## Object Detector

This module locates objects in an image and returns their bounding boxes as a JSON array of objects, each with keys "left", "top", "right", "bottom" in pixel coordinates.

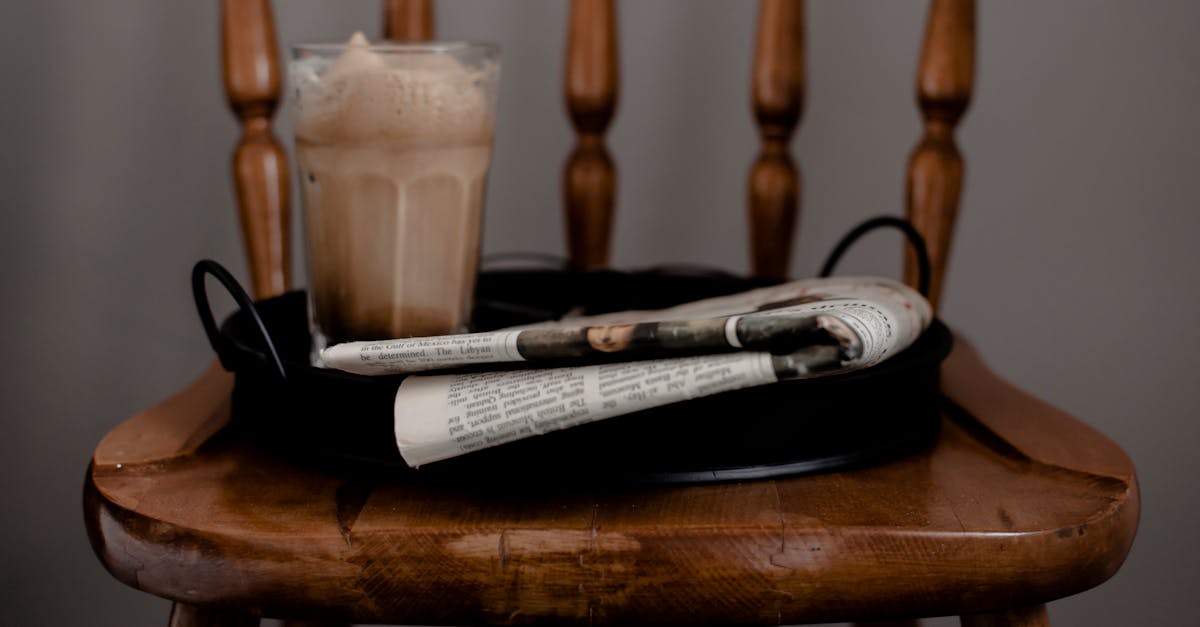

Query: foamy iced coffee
[{"left": 290, "top": 34, "right": 500, "bottom": 350}]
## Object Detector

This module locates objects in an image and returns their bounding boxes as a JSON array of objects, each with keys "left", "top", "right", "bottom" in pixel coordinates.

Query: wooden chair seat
[
  {"left": 84, "top": 337, "right": 1138, "bottom": 625},
  {"left": 88, "top": 1, "right": 1138, "bottom": 624}
]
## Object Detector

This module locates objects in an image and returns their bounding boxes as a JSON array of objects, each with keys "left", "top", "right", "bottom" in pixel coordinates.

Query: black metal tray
[{"left": 194, "top": 217, "right": 952, "bottom": 485}]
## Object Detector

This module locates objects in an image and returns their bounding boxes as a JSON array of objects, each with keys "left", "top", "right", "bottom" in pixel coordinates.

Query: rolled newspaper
[{"left": 322, "top": 276, "right": 932, "bottom": 467}]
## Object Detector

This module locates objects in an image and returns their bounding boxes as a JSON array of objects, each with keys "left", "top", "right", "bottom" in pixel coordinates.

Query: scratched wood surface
[{"left": 85, "top": 338, "right": 1138, "bottom": 625}]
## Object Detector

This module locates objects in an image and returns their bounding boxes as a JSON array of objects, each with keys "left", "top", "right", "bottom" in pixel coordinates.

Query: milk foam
[{"left": 293, "top": 32, "right": 497, "bottom": 144}]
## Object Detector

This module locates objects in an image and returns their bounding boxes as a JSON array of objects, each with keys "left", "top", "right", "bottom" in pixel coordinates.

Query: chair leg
[
  {"left": 168, "top": 603, "right": 259, "bottom": 627},
  {"left": 960, "top": 604, "right": 1049, "bottom": 627}
]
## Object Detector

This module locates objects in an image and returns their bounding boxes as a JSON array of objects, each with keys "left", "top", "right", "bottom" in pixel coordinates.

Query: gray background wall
[{"left": 1, "top": 1, "right": 1196, "bottom": 625}]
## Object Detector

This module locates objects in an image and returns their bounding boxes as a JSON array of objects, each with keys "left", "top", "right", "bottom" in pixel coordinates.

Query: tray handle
[
  {"left": 819, "top": 215, "right": 931, "bottom": 298},
  {"left": 192, "top": 259, "right": 287, "bottom": 381}
]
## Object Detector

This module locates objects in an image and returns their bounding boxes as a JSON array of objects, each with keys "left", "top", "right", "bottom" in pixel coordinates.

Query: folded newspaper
[{"left": 322, "top": 276, "right": 932, "bottom": 467}]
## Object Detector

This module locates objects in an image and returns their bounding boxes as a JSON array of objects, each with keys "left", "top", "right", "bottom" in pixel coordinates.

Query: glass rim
[{"left": 291, "top": 41, "right": 499, "bottom": 55}]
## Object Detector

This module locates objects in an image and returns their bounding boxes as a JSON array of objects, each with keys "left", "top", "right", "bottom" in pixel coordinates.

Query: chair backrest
[{"left": 221, "top": 0, "right": 973, "bottom": 309}]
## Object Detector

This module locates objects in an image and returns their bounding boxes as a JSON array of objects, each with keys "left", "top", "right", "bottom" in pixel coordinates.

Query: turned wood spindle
[
  {"left": 564, "top": 0, "right": 619, "bottom": 269},
  {"left": 748, "top": 0, "right": 805, "bottom": 280},
  {"left": 905, "top": 0, "right": 974, "bottom": 310},
  {"left": 384, "top": 0, "right": 434, "bottom": 42},
  {"left": 221, "top": 0, "right": 290, "bottom": 299}
]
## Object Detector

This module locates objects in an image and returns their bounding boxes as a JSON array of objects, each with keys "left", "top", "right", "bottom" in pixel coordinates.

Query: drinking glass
[{"left": 290, "top": 38, "right": 500, "bottom": 354}]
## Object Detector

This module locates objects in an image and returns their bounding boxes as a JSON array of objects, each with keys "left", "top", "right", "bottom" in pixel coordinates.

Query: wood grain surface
[
  {"left": 748, "top": 0, "right": 805, "bottom": 280},
  {"left": 564, "top": 0, "right": 619, "bottom": 269},
  {"left": 85, "top": 337, "right": 1138, "bottom": 625},
  {"left": 220, "top": 0, "right": 290, "bottom": 299}
]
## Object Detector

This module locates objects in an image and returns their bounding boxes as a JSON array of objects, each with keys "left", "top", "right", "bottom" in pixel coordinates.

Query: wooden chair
[{"left": 84, "top": 1, "right": 1139, "bottom": 626}]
